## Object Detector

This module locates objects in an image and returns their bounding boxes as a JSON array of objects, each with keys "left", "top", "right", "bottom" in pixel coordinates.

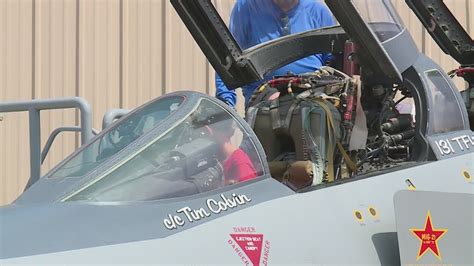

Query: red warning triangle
[{"left": 230, "top": 234, "right": 263, "bottom": 266}]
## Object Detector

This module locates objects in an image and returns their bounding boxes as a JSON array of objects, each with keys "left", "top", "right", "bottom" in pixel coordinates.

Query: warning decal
[
  {"left": 230, "top": 234, "right": 263, "bottom": 266},
  {"left": 228, "top": 227, "right": 270, "bottom": 266}
]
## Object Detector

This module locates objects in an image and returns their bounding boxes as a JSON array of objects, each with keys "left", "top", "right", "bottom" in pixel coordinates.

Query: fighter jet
[{"left": 1, "top": 0, "right": 473, "bottom": 265}]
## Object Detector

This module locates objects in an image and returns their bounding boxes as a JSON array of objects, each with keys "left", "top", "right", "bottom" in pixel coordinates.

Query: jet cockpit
[{"left": 15, "top": 93, "right": 266, "bottom": 203}]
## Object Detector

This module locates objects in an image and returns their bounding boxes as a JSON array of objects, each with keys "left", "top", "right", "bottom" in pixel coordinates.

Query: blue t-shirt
[{"left": 216, "top": 0, "right": 335, "bottom": 107}]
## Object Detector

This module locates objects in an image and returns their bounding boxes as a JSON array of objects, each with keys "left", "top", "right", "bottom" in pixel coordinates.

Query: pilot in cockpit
[{"left": 209, "top": 118, "right": 257, "bottom": 185}]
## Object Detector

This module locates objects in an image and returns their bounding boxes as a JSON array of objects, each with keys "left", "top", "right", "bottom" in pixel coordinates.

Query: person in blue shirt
[{"left": 216, "top": 0, "right": 335, "bottom": 108}]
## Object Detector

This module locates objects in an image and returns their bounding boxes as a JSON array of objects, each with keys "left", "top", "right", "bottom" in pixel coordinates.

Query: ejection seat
[{"left": 246, "top": 93, "right": 341, "bottom": 190}]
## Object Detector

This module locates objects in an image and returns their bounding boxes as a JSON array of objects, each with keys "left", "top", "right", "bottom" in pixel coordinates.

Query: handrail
[
  {"left": 41, "top": 126, "right": 99, "bottom": 164},
  {"left": 0, "top": 97, "right": 94, "bottom": 189},
  {"left": 102, "top": 109, "right": 129, "bottom": 129}
]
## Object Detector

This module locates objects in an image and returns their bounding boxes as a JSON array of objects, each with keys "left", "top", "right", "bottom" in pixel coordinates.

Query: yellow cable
[{"left": 315, "top": 98, "right": 358, "bottom": 174}]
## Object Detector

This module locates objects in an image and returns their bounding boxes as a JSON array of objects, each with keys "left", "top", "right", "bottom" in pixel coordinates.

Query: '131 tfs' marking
[{"left": 435, "top": 134, "right": 474, "bottom": 156}]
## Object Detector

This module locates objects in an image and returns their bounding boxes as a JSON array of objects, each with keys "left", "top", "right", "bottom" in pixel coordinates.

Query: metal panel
[
  {"left": 78, "top": 0, "right": 120, "bottom": 129},
  {"left": 0, "top": 0, "right": 33, "bottom": 204},
  {"left": 35, "top": 0, "right": 78, "bottom": 173},
  {"left": 122, "top": 0, "right": 164, "bottom": 108},
  {"left": 470, "top": 0, "right": 473, "bottom": 36},
  {"left": 164, "top": 1, "right": 208, "bottom": 94}
]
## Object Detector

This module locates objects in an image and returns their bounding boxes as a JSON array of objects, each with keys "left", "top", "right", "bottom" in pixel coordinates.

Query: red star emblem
[{"left": 410, "top": 211, "right": 448, "bottom": 260}]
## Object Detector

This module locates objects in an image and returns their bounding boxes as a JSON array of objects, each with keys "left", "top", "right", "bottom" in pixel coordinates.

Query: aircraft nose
[
  {"left": 1, "top": 205, "right": 37, "bottom": 259},
  {"left": 1, "top": 202, "right": 170, "bottom": 260},
  {"left": 0, "top": 203, "right": 79, "bottom": 259}
]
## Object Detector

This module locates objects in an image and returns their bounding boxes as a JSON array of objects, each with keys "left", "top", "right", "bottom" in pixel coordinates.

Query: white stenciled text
[
  {"left": 435, "top": 134, "right": 474, "bottom": 156},
  {"left": 163, "top": 193, "right": 251, "bottom": 230}
]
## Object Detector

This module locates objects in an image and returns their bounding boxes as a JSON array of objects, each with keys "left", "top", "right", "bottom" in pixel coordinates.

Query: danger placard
[{"left": 230, "top": 233, "right": 263, "bottom": 266}]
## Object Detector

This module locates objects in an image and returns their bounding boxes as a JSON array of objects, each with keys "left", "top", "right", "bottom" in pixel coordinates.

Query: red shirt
[{"left": 223, "top": 148, "right": 257, "bottom": 182}]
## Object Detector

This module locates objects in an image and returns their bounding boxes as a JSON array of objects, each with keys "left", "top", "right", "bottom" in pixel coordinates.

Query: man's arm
[{"left": 215, "top": 74, "right": 237, "bottom": 107}]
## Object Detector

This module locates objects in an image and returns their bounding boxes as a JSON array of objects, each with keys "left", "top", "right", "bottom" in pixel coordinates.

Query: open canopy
[{"left": 171, "top": 0, "right": 413, "bottom": 88}]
